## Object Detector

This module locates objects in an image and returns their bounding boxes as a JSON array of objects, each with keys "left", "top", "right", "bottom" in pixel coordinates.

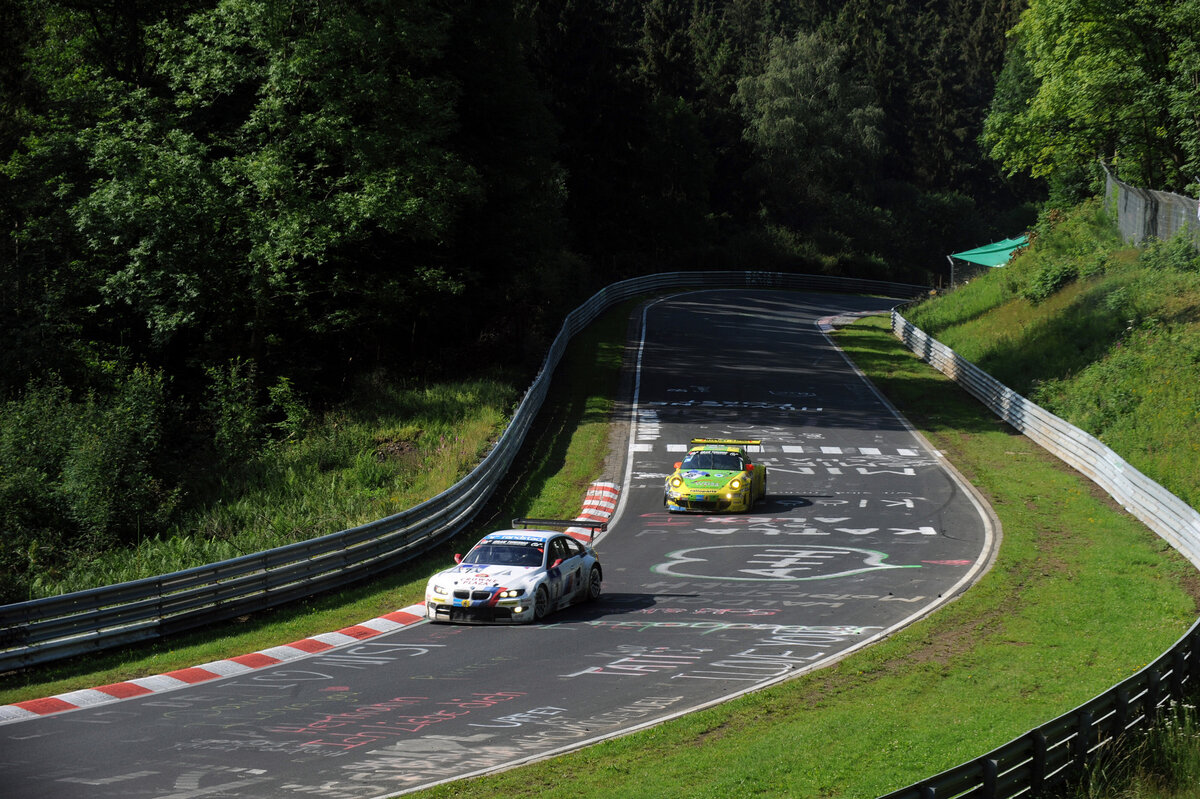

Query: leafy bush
[
  {"left": 0, "top": 382, "right": 76, "bottom": 600},
  {"left": 205, "top": 357, "right": 264, "bottom": 466},
  {"left": 1140, "top": 232, "right": 1200, "bottom": 272},
  {"left": 0, "top": 368, "right": 180, "bottom": 602},
  {"left": 267, "top": 376, "right": 310, "bottom": 443},
  {"left": 1022, "top": 260, "right": 1078, "bottom": 303},
  {"left": 58, "top": 366, "right": 180, "bottom": 548},
  {"left": 23, "top": 376, "right": 518, "bottom": 598}
]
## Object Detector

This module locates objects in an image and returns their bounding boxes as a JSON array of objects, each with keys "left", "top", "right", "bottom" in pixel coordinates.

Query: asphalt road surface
[{"left": 0, "top": 290, "right": 998, "bottom": 799}]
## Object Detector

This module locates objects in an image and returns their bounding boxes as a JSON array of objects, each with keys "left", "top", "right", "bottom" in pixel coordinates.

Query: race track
[{"left": 0, "top": 290, "right": 998, "bottom": 798}]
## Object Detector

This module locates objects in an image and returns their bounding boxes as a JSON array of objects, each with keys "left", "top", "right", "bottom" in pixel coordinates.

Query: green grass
[
  {"left": 906, "top": 202, "right": 1200, "bottom": 515},
  {"left": 27, "top": 378, "right": 521, "bottom": 597},
  {"left": 397, "top": 314, "right": 1196, "bottom": 799},
  {"left": 1057, "top": 699, "right": 1200, "bottom": 799},
  {"left": 3, "top": 279, "right": 1197, "bottom": 798},
  {"left": 0, "top": 298, "right": 639, "bottom": 706}
]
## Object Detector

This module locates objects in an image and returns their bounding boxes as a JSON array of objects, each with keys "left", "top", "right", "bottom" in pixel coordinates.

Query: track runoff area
[{"left": 0, "top": 290, "right": 996, "bottom": 799}]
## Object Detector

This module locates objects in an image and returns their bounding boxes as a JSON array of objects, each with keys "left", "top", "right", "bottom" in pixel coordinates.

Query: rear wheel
[
  {"left": 585, "top": 566, "right": 602, "bottom": 602},
  {"left": 532, "top": 585, "right": 550, "bottom": 621}
]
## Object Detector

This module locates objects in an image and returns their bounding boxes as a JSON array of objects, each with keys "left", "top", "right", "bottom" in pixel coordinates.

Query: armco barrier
[
  {"left": 0, "top": 272, "right": 925, "bottom": 672},
  {"left": 882, "top": 309, "right": 1200, "bottom": 799}
]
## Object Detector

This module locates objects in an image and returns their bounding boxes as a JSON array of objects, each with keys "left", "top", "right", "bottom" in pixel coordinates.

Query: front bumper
[
  {"left": 425, "top": 595, "right": 532, "bottom": 624},
  {"left": 665, "top": 491, "right": 749, "bottom": 513}
]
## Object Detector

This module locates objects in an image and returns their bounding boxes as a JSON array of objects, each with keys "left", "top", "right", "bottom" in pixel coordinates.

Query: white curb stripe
[{"left": 1, "top": 489, "right": 621, "bottom": 724}]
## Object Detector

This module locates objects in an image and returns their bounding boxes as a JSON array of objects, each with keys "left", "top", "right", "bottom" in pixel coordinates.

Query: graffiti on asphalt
[
  {"left": 561, "top": 625, "right": 878, "bottom": 681},
  {"left": 335, "top": 695, "right": 686, "bottom": 788},
  {"left": 652, "top": 544, "right": 918, "bottom": 581}
]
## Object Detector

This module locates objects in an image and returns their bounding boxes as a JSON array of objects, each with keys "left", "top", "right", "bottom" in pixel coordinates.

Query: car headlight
[
  {"left": 431, "top": 584, "right": 448, "bottom": 596},
  {"left": 498, "top": 588, "right": 525, "bottom": 598},
  {"left": 670, "top": 477, "right": 684, "bottom": 489},
  {"left": 729, "top": 478, "right": 742, "bottom": 490}
]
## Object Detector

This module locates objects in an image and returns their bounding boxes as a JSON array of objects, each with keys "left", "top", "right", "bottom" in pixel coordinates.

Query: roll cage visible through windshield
[
  {"left": 462, "top": 541, "right": 545, "bottom": 567},
  {"left": 681, "top": 451, "right": 744, "bottom": 471}
]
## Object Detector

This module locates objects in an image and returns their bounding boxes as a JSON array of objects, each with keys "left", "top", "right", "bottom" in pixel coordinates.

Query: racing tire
[
  {"left": 532, "top": 585, "right": 550, "bottom": 621},
  {"left": 585, "top": 566, "right": 602, "bottom": 602}
]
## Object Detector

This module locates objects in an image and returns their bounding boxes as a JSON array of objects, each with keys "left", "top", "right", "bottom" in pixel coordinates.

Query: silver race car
[{"left": 424, "top": 519, "right": 605, "bottom": 624}]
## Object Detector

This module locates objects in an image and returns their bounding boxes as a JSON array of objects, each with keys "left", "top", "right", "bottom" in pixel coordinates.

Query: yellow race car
[{"left": 665, "top": 438, "right": 767, "bottom": 513}]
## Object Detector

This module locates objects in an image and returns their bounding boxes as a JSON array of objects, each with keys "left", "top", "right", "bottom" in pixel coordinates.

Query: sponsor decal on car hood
[
  {"left": 679, "top": 470, "right": 736, "bottom": 487},
  {"left": 442, "top": 565, "right": 535, "bottom": 587}
]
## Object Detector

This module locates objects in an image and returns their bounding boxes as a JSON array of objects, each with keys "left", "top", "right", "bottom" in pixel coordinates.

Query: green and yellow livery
[{"left": 664, "top": 438, "right": 767, "bottom": 513}]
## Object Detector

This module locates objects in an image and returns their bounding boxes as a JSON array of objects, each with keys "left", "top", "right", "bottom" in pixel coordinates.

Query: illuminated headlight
[
  {"left": 729, "top": 478, "right": 742, "bottom": 490},
  {"left": 431, "top": 584, "right": 448, "bottom": 596},
  {"left": 498, "top": 589, "right": 525, "bottom": 599},
  {"left": 670, "top": 477, "right": 684, "bottom": 489}
]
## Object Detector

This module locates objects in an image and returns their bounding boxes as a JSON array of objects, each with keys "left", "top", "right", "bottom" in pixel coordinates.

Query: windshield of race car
[
  {"left": 681, "top": 451, "right": 743, "bottom": 471},
  {"left": 461, "top": 540, "right": 545, "bottom": 567}
]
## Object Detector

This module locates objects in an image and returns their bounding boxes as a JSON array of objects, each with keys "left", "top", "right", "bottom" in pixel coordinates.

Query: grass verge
[
  {"left": 1057, "top": 696, "right": 1200, "bottom": 799},
  {"left": 3, "top": 302, "right": 1196, "bottom": 799},
  {"left": 405, "top": 313, "right": 1197, "bottom": 799},
  {"left": 0, "top": 298, "right": 638, "bottom": 706}
]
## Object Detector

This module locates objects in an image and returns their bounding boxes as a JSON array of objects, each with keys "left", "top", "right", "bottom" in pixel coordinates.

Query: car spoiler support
[{"left": 511, "top": 518, "right": 608, "bottom": 538}]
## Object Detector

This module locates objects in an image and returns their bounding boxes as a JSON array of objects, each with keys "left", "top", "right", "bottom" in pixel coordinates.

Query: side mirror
[
  {"left": 550, "top": 558, "right": 564, "bottom": 569},
  {"left": 746, "top": 464, "right": 755, "bottom": 471},
  {"left": 454, "top": 553, "right": 464, "bottom": 564},
  {"left": 674, "top": 461, "right": 682, "bottom": 469}
]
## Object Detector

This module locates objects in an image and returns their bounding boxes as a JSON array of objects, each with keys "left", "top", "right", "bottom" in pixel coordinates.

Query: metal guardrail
[
  {"left": 883, "top": 310, "right": 1200, "bottom": 799},
  {"left": 0, "top": 271, "right": 926, "bottom": 672}
]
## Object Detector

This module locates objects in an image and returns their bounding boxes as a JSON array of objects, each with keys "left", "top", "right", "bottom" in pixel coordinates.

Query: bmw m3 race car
[
  {"left": 665, "top": 438, "right": 767, "bottom": 513},
  {"left": 424, "top": 519, "right": 605, "bottom": 624}
]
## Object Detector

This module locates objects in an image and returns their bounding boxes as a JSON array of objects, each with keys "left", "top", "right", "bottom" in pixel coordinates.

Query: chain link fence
[{"left": 1104, "top": 166, "right": 1200, "bottom": 247}]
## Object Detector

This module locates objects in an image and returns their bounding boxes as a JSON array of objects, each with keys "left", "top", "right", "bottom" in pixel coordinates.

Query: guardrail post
[
  {"left": 1073, "top": 710, "right": 1094, "bottom": 773},
  {"left": 1189, "top": 628, "right": 1200, "bottom": 690},
  {"left": 1171, "top": 649, "right": 1188, "bottom": 701},
  {"left": 1145, "top": 670, "right": 1162, "bottom": 723},
  {"left": 1114, "top": 687, "right": 1130, "bottom": 736},
  {"left": 982, "top": 757, "right": 998, "bottom": 798},
  {"left": 1029, "top": 729, "right": 1047, "bottom": 794}
]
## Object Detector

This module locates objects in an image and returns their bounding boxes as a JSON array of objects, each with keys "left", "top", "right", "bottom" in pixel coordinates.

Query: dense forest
[{"left": 2, "top": 0, "right": 1198, "bottom": 603}]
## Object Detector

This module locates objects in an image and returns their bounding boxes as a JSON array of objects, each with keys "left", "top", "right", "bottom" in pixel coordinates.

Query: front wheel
[
  {"left": 585, "top": 566, "right": 602, "bottom": 602},
  {"left": 531, "top": 585, "right": 550, "bottom": 621}
]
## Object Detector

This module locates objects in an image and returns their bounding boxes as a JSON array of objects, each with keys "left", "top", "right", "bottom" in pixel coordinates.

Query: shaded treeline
[{"left": 0, "top": 0, "right": 1033, "bottom": 600}]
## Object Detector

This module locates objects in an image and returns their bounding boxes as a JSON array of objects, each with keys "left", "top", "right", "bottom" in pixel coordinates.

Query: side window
[
  {"left": 549, "top": 537, "right": 568, "bottom": 564},
  {"left": 561, "top": 537, "right": 584, "bottom": 559}
]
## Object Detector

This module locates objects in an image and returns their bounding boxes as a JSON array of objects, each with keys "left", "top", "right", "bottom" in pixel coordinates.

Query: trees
[
  {"left": 983, "top": 0, "right": 1200, "bottom": 193},
  {"left": 0, "top": 0, "right": 1043, "bottom": 600},
  {"left": 733, "top": 28, "right": 885, "bottom": 262},
  {"left": 4, "top": 0, "right": 483, "bottom": 393},
  {"left": 0, "top": 0, "right": 492, "bottom": 599}
]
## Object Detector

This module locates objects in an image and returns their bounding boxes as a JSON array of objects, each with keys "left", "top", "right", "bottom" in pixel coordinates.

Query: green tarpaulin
[{"left": 950, "top": 235, "right": 1028, "bottom": 267}]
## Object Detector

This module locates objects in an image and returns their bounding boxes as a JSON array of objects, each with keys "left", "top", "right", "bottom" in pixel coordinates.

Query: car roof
[{"left": 480, "top": 529, "right": 558, "bottom": 543}]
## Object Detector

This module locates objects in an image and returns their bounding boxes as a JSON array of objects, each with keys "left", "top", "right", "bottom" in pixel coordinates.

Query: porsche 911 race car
[
  {"left": 664, "top": 438, "right": 767, "bottom": 513},
  {"left": 424, "top": 519, "right": 605, "bottom": 624}
]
